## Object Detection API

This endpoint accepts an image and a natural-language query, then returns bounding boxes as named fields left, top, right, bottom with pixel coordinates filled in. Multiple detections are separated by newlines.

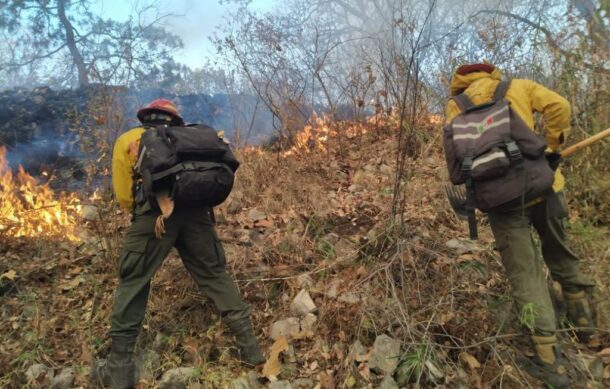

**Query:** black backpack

left=443, top=80, right=554, bottom=212
left=134, top=124, right=240, bottom=209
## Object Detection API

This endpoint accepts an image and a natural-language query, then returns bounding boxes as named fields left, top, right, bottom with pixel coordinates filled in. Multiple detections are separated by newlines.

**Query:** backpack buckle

left=461, top=155, right=473, bottom=174
left=505, top=140, right=522, bottom=162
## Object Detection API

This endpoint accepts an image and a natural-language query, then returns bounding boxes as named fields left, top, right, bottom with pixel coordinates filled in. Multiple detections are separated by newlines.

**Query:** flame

left=281, top=116, right=373, bottom=157
left=0, top=146, right=82, bottom=241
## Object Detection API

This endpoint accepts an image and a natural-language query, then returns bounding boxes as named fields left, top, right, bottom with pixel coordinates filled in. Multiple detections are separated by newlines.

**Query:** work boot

left=226, top=318, right=266, bottom=366
left=519, top=335, right=570, bottom=389
left=564, top=290, right=595, bottom=342
left=90, top=339, right=136, bottom=388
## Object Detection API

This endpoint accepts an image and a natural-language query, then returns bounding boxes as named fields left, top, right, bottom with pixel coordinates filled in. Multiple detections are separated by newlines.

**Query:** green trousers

left=487, top=192, right=593, bottom=335
left=109, top=205, right=250, bottom=342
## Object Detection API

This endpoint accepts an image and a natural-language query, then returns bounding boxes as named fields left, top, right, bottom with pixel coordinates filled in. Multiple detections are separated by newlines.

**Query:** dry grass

left=0, top=118, right=608, bottom=388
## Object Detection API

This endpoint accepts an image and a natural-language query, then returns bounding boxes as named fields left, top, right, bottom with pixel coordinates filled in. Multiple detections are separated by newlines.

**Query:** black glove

left=545, top=152, right=562, bottom=171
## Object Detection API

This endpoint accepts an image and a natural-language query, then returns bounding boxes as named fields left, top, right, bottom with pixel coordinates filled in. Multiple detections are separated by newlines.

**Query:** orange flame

left=0, top=146, right=82, bottom=241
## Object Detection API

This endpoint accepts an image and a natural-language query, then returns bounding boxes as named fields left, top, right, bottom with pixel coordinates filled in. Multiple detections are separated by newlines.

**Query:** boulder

left=50, top=367, right=74, bottom=389
left=269, top=318, right=300, bottom=340
left=136, top=349, right=161, bottom=382
left=158, top=367, right=197, bottom=389
left=268, top=380, right=293, bottom=389
left=25, top=364, right=54, bottom=386
left=379, top=375, right=399, bottom=389
left=369, top=335, right=401, bottom=375
left=290, top=289, right=317, bottom=316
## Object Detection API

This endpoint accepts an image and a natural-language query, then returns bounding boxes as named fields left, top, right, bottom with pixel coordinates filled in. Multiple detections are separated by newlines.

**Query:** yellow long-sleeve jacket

left=445, top=67, right=570, bottom=192
left=111, top=127, right=146, bottom=210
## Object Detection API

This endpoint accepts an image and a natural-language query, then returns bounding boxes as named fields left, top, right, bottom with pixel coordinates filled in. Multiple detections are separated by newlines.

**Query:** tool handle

left=467, top=212, right=478, bottom=240
left=560, top=128, right=610, bottom=158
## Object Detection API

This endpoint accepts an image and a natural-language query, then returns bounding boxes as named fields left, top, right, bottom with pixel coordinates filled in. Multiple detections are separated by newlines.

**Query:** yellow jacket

left=111, top=126, right=146, bottom=210
left=445, top=67, right=570, bottom=192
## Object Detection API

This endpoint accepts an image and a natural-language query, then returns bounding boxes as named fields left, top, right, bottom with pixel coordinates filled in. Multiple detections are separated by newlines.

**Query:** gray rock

left=292, top=378, right=314, bottom=388
left=575, top=354, right=604, bottom=381
left=230, top=377, right=252, bottom=389
left=80, top=204, right=99, bottom=221
left=247, top=370, right=261, bottom=388
left=325, top=280, right=341, bottom=298
left=348, top=340, right=368, bottom=362
left=296, top=274, right=314, bottom=288
left=338, top=292, right=360, bottom=304
left=136, top=349, right=161, bottom=381
left=445, top=239, right=481, bottom=255
left=158, top=367, right=198, bottom=389
left=25, top=364, right=54, bottom=385
left=290, top=289, right=317, bottom=316
left=248, top=209, right=267, bottom=222
left=50, top=367, right=74, bottom=389
left=348, top=184, right=363, bottom=193
left=379, top=375, right=399, bottom=389
left=269, top=318, right=300, bottom=340
left=379, top=164, right=394, bottom=175
left=300, top=313, right=317, bottom=334
left=369, top=335, right=401, bottom=375
left=334, top=239, right=355, bottom=260
left=268, top=380, right=293, bottom=389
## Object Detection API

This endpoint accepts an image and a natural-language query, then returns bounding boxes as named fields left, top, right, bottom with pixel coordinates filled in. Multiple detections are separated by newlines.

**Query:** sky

left=92, top=0, right=277, bottom=69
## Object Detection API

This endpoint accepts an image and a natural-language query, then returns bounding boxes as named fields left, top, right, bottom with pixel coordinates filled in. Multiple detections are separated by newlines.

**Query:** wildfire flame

left=0, top=146, right=82, bottom=241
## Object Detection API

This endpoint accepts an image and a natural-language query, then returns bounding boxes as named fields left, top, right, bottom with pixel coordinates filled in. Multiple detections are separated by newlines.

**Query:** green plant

left=519, top=303, right=538, bottom=334
left=396, top=346, right=431, bottom=386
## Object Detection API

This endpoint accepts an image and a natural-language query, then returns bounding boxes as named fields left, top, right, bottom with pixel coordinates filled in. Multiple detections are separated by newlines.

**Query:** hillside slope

left=0, top=118, right=608, bottom=388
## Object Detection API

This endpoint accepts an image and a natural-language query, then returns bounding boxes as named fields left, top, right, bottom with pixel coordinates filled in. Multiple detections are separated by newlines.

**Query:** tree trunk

left=56, top=0, right=89, bottom=86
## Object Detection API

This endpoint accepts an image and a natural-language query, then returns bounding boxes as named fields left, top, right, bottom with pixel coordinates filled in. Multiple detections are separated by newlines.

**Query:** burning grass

left=0, top=146, right=82, bottom=242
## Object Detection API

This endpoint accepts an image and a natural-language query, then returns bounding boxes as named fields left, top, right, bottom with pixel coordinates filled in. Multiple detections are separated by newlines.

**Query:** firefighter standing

left=92, top=99, right=265, bottom=388
left=445, top=63, right=595, bottom=388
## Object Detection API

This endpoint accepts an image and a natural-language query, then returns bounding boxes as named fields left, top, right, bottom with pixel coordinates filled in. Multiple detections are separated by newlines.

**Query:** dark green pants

left=109, top=206, right=250, bottom=341
left=487, top=192, right=593, bottom=335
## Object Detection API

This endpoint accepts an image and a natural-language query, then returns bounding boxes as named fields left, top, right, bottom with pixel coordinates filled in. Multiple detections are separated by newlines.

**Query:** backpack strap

left=452, top=93, right=475, bottom=112
left=493, top=80, right=511, bottom=101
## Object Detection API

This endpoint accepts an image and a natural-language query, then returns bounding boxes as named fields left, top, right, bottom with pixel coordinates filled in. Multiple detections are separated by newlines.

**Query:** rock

left=285, top=344, right=298, bottom=364
left=379, top=375, right=399, bottom=389
left=248, top=209, right=267, bottom=222
left=50, top=367, right=74, bottom=389
left=425, top=359, right=445, bottom=382
left=334, top=239, right=355, bottom=260
left=158, top=367, right=197, bottom=389
left=348, top=184, right=363, bottom=193
left=269, top=318, right=300, bottom=340
left=153, top=332, right=170, bottom=351
left=136, top=349, right=161, bottom=382
left=338, top=292, right=360, bottom=304
left=25, top=364, right=54, bottom=385
left=325, top=280, right=340, bottom=298
left=247, top=371, right=261, bottom=388
left=230, top=377, right=252, bottom=389
left=268, top=380, right=293, bottom=389
left=575, top=354, right=604, bottom=381
left=379, top=164, right=394, bottom=176
left=321, top=232, right=340, bottom=245
left=300, top=313, right=317, bottom=335
left=445, top=239, right=481, bottom=255
left=296, top=274, right=314, bottom=288
left=290, top=289, right=317, bottom=316
left=348, top=340, right=368, bottom=362
left=369, top=335, right=401, bottom=375
left=292, top=378, right=314, bottom=388
left=80, top=204, right=99, bottom=221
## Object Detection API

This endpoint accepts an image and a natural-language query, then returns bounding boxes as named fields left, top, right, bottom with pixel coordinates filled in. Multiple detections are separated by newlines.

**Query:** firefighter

left=92, top=99, right=265, bottom=388
left=445, top=63, right=595, bottom=388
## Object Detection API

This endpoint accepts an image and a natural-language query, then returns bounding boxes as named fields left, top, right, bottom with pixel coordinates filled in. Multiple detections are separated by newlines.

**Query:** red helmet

left=137, top=99, right=183, bottom=124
